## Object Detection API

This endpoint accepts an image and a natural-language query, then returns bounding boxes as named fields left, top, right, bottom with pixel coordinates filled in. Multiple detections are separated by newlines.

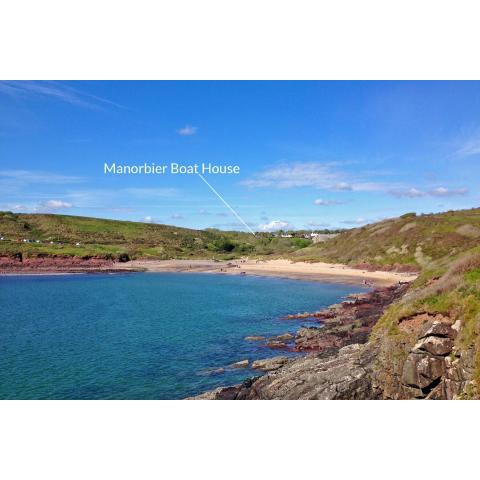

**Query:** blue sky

left=1, top=80, right=480, bottom=231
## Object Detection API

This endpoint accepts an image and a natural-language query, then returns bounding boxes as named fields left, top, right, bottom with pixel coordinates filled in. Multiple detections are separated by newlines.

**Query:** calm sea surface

left=0, top=273, right=362, bottom=399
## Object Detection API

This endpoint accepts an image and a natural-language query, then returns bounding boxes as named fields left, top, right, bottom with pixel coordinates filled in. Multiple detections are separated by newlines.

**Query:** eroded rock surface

left=251, top=356, right=288, bottom=372
left=192, top=344, right=379, bottom=400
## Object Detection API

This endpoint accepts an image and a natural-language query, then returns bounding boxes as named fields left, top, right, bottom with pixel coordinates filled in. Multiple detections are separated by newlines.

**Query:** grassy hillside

left=3, top=207, right=480, bottom=265
left=0, top=211, right=312, bottom=260
left=291, top=208, right=480, bottom=269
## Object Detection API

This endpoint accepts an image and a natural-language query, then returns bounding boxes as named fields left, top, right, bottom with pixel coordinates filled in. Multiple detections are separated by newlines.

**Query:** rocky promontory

left=192, top=283, right=410, bottom=399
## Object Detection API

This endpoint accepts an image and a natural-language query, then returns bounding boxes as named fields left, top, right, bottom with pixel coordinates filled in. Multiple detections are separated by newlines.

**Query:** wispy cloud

left=0, top=81, right=124, bottom=110
left=177, top=125, right=198, bottom=136
left=0, top=169, right=84, bottom=185
left=305, top=221, right=331, bottom=228
left=241, top=162, right=391, bottom=192
left=4, top=199, right=73, bottom=213
left=389, top=186, right=468, bottom=198
left=389, top=187, right=425, bottom=198
left=430, top=187, right=468, bottom=197
left=454, top=132, right=480, bottom=158
left=313, top=198, right=345, bottom=206
left=170, top=213, right=184, bottom=219
left=341, top=217, right=368, bottom=226
left=39, top=199, right=73, bottom=210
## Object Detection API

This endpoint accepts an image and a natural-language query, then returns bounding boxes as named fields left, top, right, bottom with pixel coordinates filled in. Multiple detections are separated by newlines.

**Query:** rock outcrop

left=373, top=317, right=477, bottom=399
left=294, top=284, right=409, bottom=354
left=192, top=277, right=479, bottom=400
left=192, top=284, right=409, bottom=400
left=193, top=344, right=379, bottom=400
left=251, top=356, right=288, bottom=372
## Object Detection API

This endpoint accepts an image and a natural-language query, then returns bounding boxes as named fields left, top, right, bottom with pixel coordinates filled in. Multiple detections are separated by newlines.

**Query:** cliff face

left=370, top=250, right=480, bottom=399
left=372, top=318, right=477, bottom=399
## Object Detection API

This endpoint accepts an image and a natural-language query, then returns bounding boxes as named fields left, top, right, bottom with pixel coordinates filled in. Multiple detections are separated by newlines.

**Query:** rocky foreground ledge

left=191, top=284, right=409, bottom=400
left=193, top=275, right=478, bottom=400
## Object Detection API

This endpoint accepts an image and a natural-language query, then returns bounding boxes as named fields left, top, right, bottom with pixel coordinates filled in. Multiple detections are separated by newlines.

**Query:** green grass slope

left=0, top=211, right=311, bottom=260
left=291, top=208, right=480, bottom=269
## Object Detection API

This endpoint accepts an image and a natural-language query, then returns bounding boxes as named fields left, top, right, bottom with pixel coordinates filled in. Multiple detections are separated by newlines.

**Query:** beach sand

left=117, top=258, right=417, bottom=287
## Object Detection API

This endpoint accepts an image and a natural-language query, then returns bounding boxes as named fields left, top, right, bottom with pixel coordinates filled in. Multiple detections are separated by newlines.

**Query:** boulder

left=412, top=336, right=454, bottom=356
left=420, top=321, right=456, bottom=340
left=402, top=352, right=446, bottom=390
left=251, top=356, right=289, bottom=372
left=244, top=335, right=265, bottom=342
left=231, top=359, right=249, bottom=368
left=265, top=340, right=289, bottom=349
left=270, top=333, right=294, bottom=342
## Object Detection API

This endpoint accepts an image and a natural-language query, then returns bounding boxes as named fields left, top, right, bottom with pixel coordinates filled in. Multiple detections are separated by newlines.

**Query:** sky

left=1, top=80, right=480, bottom=232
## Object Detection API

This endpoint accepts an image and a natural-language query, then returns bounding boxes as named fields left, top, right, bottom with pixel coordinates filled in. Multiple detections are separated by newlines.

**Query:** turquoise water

left=0, top=273, right=362, bottom=399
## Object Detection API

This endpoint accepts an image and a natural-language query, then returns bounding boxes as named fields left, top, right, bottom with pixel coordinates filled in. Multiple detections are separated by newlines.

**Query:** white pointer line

left=197, top=173, right=256, bottom=236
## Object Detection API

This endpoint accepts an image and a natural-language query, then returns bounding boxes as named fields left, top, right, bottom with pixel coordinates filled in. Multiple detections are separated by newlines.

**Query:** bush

left=117, top=253, right=130, bottom=262
left=207, top=238, right=235, bottom=252
left=291, top=238, right=311, bottom=249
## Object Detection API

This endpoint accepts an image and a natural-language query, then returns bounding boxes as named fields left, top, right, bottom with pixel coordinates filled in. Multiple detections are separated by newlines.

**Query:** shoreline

left=115, top=258, right=418, bottom=287
left=192, top=281, right=411, bottom=399
left=0, top=258, right=418, bottom=286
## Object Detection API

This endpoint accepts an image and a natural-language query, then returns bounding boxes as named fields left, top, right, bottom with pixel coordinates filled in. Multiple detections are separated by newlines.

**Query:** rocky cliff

left=193, top=249, right=480, bottom=400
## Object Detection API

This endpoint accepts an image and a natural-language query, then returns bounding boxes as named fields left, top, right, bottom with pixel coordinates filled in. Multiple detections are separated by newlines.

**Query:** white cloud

left=170, top=213, right=184, bottom=219
left=241, top=162, right=388, bottom=192
left=8, top=204, right=30, bottom=212
left=389, top=188, right=425, bottom=198
left=429, top=187, right=468, bottom=197
left=39, top=200, right=73, bottom=210
left=390, top=186, right=468, bottom=198
left=258, top=219, right=293, bottom=232
left=334, top=182, right=353, bottom=191
left=141, top=216, right=159, bottom=223
left=177, top=125, right=198, bottom=136
left=314, top=198, right=344, bottom=206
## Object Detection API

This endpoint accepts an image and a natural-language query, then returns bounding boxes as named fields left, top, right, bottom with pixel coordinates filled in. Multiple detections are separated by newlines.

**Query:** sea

left=0, top=272, right=363, bottom=399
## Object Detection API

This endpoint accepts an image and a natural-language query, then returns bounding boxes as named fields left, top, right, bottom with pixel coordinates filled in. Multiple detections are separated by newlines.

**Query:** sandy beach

left=117, top=258, right=417, bottom=287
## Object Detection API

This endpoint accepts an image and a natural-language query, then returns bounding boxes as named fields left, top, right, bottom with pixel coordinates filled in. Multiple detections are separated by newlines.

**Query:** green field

left=0, top=211, right=314, bottom=260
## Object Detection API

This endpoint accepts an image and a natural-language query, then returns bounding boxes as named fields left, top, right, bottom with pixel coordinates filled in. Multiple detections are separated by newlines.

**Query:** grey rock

left=251, top=356, right=289, bottom=372
left=270, top=333, right=295, bottom=342
left=420, top=321, right=456, bottom=340
left=412, top=336, right=454, bottom=356
left=402, top=352, right=445, bottom=390
left=231, top=359, right=249, bottom=368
